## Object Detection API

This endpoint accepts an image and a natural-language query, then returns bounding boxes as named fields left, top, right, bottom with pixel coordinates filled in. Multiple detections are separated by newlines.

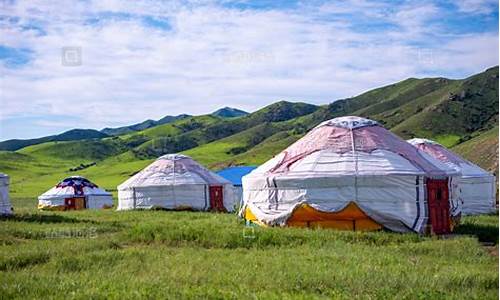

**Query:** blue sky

left=0, top=0, right=498, bottom=141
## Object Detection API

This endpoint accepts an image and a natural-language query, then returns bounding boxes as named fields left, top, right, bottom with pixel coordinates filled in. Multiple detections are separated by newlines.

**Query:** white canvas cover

left=0, top=173, right=12, bottom=215
left=241, top=116, right=460, bottom=233
left=117, top=154, right=236, bottom=211
left=38, top=176, right=113, bottom=209
left=408, top=138, right=496, bottom=215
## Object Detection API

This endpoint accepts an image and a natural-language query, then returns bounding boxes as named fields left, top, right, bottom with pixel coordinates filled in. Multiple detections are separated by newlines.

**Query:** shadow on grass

left=454, top=223, right=499, bottom=245
left=0, top=213, right=97, bottom=224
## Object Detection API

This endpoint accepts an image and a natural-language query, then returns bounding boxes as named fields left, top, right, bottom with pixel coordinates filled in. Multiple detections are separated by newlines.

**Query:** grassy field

left=1, top=198, right=498, bottom=299
left=0, top=67, right=497, bottom=298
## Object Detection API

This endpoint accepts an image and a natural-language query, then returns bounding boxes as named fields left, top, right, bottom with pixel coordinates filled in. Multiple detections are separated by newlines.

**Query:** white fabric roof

left=118, top=154, right=231, bottom=190
left=407, top=138, right=492, bottom=178
left=316, top=116, right=379, bottom=129
left=246, top=117, right=458, bottom=178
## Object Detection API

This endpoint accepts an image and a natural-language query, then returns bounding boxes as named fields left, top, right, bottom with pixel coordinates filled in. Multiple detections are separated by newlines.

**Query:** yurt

left=117, top=154, right=236, bottom=212
left=241, top=116, right=461, bottom=234
left=408, top=138, right=496, bottom=215
left=0, top=173, right=12, bottom=215
left=38, top=176, right=113, bottom=210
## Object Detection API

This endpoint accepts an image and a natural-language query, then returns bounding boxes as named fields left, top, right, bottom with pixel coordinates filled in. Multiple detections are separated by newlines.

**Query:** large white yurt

left=0, top=173, right=12, bottom=215
left=117, top=154, right=236, bottom=212
left=38, top=176, right=113, bottom=210
left=241, top=116, right=461, bottom=234
left=408, top=138, right=496, bottom=215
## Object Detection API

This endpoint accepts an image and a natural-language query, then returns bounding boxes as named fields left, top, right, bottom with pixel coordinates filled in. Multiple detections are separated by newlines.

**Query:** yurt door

left=65, top=197, right=86, bottom=210
left=209, top=186, right=225, bottom=212
left=426, top=179, right=451, bottom=234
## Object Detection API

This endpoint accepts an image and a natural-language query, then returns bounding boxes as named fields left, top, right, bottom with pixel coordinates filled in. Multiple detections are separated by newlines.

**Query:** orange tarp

left=245, top=202, right=382, bottom=231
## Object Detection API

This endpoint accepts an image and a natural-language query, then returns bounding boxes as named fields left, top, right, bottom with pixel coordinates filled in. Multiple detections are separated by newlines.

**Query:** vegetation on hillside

left=0, top=129, right=109, bottom=151
left=101, top=114, right=191, bottom=136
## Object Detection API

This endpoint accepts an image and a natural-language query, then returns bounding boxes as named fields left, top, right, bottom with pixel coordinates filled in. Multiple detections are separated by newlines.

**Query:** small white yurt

left=0, top=173, right=12, bottom=215
left=408, top=138, right=496, bottom=215
left=38, top=176, right=113, bottom=210
left=117, top=154, right=236, bottom=212
left=241, top=116, right=460, bottom=234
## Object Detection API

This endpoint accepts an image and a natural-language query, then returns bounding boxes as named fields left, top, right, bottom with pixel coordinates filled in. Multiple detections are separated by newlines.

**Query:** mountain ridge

left=0, top=129, right=109, bottom=152
left=101, top=114, right=192, bottom=136
left=212, top=107, right=249, bottom=118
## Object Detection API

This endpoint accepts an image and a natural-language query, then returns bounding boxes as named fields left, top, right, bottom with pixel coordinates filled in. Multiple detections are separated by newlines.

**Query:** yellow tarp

left=37, top=204, right=66, bottom=211
left=245, top=202, right=382, bottom=231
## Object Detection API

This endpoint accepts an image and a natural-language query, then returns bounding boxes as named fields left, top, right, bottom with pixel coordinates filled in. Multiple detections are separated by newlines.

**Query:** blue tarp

left=217, top=166, right=257, bottom=186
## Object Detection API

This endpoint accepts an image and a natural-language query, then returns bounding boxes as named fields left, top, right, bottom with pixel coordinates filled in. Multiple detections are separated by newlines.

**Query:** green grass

left=1, top=200, right=498, bottom=299
left=433, top=134, right=462, bottom=148
left=453, top=126, right=499, bottom=175
left=182, top=123, right=285, bottom=166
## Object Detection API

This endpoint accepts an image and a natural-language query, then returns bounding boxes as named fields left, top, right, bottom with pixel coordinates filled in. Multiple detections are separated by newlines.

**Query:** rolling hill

left=0, top=129, right=109, bottom=151
left=0, top=66, right=497, bottom=199
left=212, top=107, right=249, bottom=118
left=101, top=114, right=191, bottom=136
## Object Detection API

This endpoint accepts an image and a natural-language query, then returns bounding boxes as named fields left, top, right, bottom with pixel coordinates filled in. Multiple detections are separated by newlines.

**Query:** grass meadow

left=0, top=197, right=498, bottom=299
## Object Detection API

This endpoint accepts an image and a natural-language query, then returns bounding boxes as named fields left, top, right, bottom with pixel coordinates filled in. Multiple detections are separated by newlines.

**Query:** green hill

left=452, top=126, right=499, bottom=177
left=101, top=114, right=191, bottom=136
left=1, top=66, right=497, bottom=199
left=0, top=129, right=109, bottom=151
left=211, top=107, right=249, bottom=118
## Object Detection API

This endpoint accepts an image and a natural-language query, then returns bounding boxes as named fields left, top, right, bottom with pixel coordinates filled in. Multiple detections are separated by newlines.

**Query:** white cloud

left=0, top=0, right=498, bottom=139
left=453, top=0, right=498, bottom=14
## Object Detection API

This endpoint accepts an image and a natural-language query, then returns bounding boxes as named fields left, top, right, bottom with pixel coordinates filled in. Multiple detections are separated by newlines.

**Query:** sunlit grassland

left=1, top=199, right=498, bottom=299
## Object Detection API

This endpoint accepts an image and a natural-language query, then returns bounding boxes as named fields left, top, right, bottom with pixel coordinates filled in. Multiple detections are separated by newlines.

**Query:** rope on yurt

left=204, top=185, right=208, bottom=210
left=173, top=156, right=177, bottom=207
left=132, top=187, right=137, bottom=209
left=349, top=127, right=358, bottom=202
left=411, top=176, right=421, bottom=231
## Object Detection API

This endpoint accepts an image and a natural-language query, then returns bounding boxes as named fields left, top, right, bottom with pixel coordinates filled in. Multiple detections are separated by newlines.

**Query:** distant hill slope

left=0, top=129, right=109, bottom=151
left=101, top=114, right=191, bottom=136
left=211, top=107, right=249, bottom=118
left=452, top=126, right=499, bottom=177
left=1, top=66, right=497, bottom=199
left=290, top=66, right=498, bottom=146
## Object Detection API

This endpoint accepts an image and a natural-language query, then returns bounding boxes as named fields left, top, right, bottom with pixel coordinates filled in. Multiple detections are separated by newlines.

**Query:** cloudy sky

left=0, top=0, right=498, bottom=140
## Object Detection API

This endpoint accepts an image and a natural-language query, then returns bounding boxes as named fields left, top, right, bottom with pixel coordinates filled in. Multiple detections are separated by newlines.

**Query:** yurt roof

left=248, top=116, right=458, bottom=177
left=57, top=176, right=98, bottom=187
left=408, top=138, right=492, bottom=178
left=118, top=153, right=231, bottom=189
left=217, top=166, right=257, bottom=185
left=38, top=176, right=110, bottom=199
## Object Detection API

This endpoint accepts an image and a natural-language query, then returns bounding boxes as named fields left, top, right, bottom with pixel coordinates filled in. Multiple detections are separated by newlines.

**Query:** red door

left=209, top=186, right=225, bottom=212
left=427, top=179, right=451, bottom=234
left=65, top=197, right=86, bottom=210
left=65, top=198, right=75, bottom=210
